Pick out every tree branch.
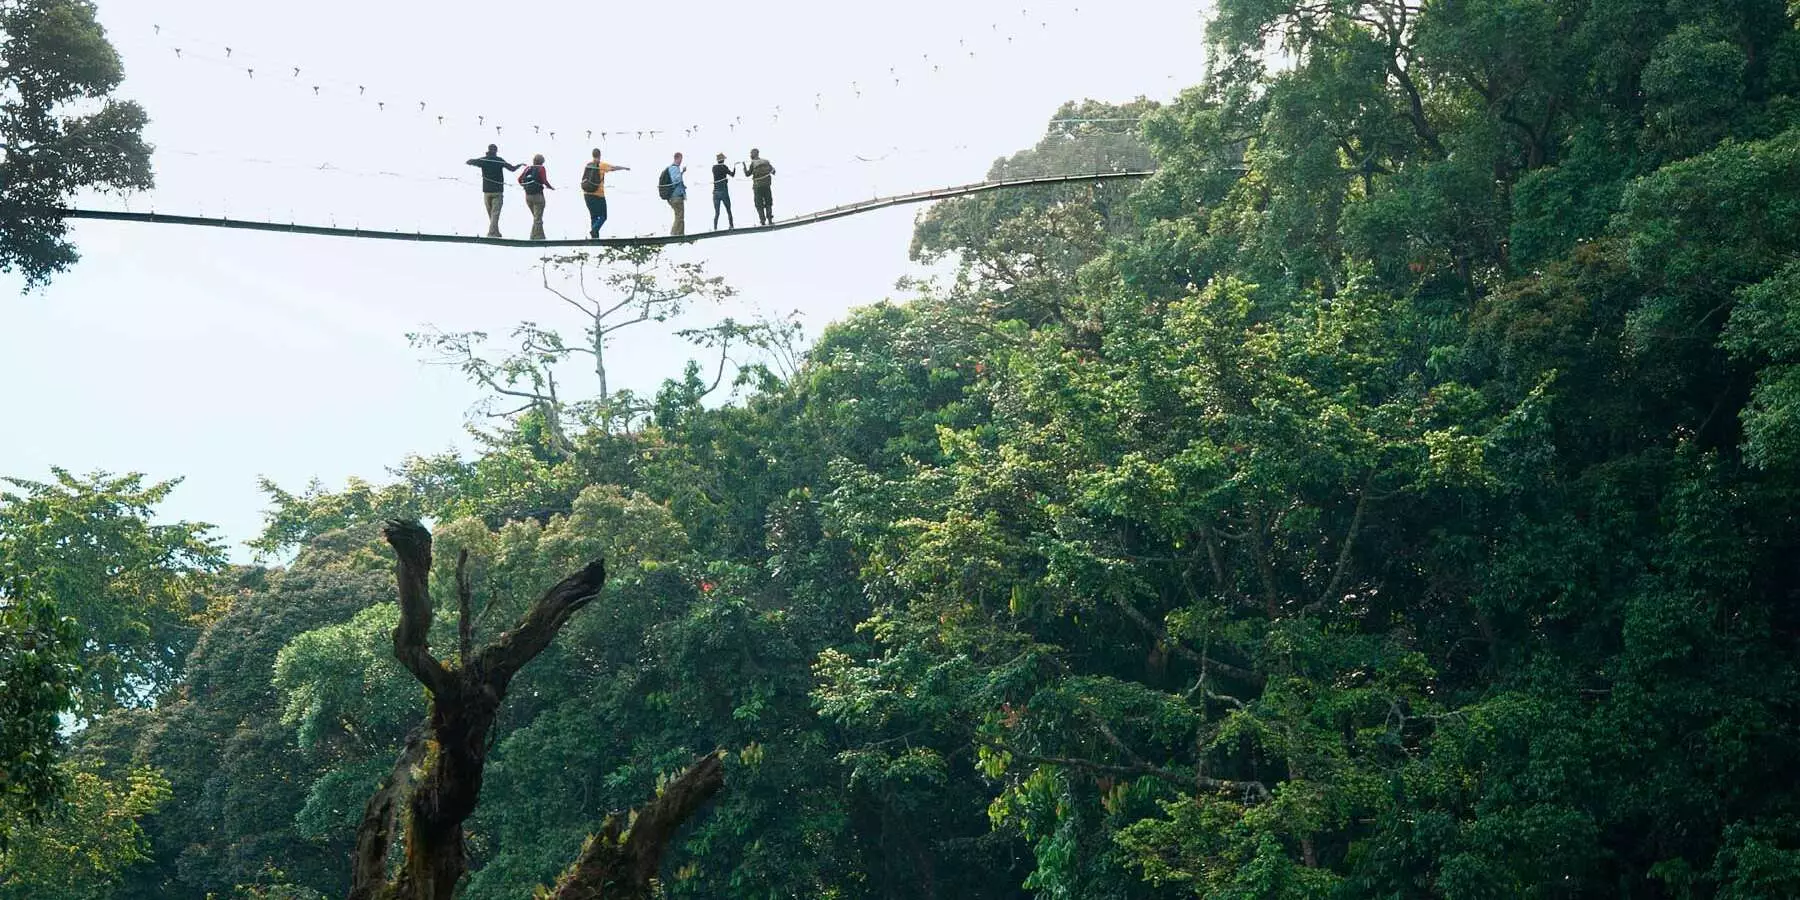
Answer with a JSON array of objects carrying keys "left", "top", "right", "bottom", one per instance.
[
  {"left": 1248, "top": 508, "right": 1282, "bottom": 619},
  {"left": 599, "top": 311, "right": 653, "bottom": 336},
  {"left": 546, "top": 751, "right": 727, "bottom": 900},
  {"left": 704, "top": 335, "right": 734, "bottom": 397},
  {"left": 1199, "top": 526, "right": 1227, "bottom": 587},
  {"left": 542, "top": 265, "right": 598, "bottom": 319},
  {"left": 1110, "top": 593, "right": 1264, "bottom": 685},
  {"left": 974, "top": 737, "right": 1270, "bottom": 802},
  {"left": 382, "top": 520, "right": 452, "bottom": 695},
  {"left": 456, "top": 548, "right": 473, "bottom": 663},
  {"left": 596, "top": 274, "right": 647, "bottom": 322},
  {"left": 482, "top": 382, "right": 555, "bottom": 405},
  {"left": 473, "top": 557, "right": 608, "bottom": 692},
  {"left": 1388, "top": 58, "right": 1445, "bottom": 156},
  {"left": 1311, "top": 477, "right": 1371, "bottom": 613}
]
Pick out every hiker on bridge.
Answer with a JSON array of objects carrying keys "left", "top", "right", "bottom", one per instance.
[
  {"left": 518, "top": 153, "right": 553, "bottom": 241},
  {"left": 711, "top": 153, "right": 737, "bottom": 230},
  {"left": 580, "top": 148, "right": 628, "bottom": 239},
  {"left": 659, "top": 152, "right": 688, "bottom": 237},
  {"left": 746, "top": 148, "right": 776, "bottom": 226},
  {"left": 466, "top": 144, "right": 520, "bottom": 238}
]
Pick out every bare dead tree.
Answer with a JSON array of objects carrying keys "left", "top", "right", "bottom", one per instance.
[
  {"left": 675, "top": 311, "right": 807, "bottom": 393},
  {"left": 543, "top": 750, "right": 728, "bottom": 900},
  {"left": 408, "top": 323, "right": 578, "bottom": 455},
  {"left": 410, "top": 248, "right": 766, "bottom": 446},
  {"left": 348, "top": 521, "right": 722, "bottom": 900},
  {"left": 538, "top": 246, "right": 735, "bottom": 429}
]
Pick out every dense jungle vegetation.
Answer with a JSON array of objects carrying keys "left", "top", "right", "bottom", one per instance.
[{"left": 7, "top": 0, "right": 1800, "bottom": 896}]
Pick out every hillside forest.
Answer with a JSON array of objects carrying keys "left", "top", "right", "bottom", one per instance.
[{"left": 6, "top": 0, "right": 1800, "bottom": 896}]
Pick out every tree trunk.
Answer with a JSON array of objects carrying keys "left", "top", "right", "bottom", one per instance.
[
  {"left": 393, "top": 687, "right": 499, "bottom": 899},
  {"left": 594, "top": 309, "right": 609, "bottom": 403},
  {"left": 350, "top": 520, "right": 610, "bottom": 900}
]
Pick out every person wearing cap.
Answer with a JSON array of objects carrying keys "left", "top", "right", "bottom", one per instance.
[
  {"left": 711, "top": 153, "right": 738, "bottom": 230},
  {"left": 746, "top": 148, "right": 776, "bottom": 226}
]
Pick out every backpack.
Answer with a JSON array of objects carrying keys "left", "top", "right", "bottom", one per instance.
[
  {"left": 519, "top": 166, "right": 540, "bottom": 189},
  {"left": 580, "top": 162, "right": 601, "bottom": 193},
  {"left": 657, "top": 166, "right": 675, "bottom": 200}
]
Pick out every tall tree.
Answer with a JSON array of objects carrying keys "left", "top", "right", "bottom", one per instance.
[
  {"left": 0, "top": 0, "right": 153, "bottom": 287},
  {"left": 409, "top": 247, "right": 738, "bottom": 445},
  {"left": 0, "top": 470, "right": 225, "bottom": 719}
]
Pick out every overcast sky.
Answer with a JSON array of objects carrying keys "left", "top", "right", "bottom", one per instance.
[{"left": 0, "top": 0, "right": 1209, "bottom": 556}]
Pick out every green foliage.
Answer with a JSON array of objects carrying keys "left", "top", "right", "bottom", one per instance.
[
  {"left": 0, "top": 578, "right": 77, "bottom": 839},
  {"left": 28, "top": 0, "right": 1800, "bottom": 891},
  {"left": 912, "top": 99, "right": 1159, "bottom": 326},
  {"left": 0, "top": 0, "right": 154, "bottom": 287},
  {"left": 0, "top": 469, "right": 226, "bottom": 719},
  {"left": 75, "top": 565, "right": 390, "bottom": 899},
  {"left": 0, "top": 762, "right": 170, "bottom": 899},
  {"left": 273, "top": 603, "right": 414, "bottom": 765}
]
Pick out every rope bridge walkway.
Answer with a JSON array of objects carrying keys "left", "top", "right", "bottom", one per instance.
[{"left": 58, "top": 171, "right": 1154, "bottom": 249}]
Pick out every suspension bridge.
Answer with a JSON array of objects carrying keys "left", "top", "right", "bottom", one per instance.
[{"left": 57, "top": 170, "right": 1155, "bottom": 248}]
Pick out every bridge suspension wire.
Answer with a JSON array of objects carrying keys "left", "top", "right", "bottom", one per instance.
[
  {"left": 58, "top": 170, "right": 1154, "bottom": 249},
  {"left": 132, "top": 3, "right": 1098, "bottom": 145}
]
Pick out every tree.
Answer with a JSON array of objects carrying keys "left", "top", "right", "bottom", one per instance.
[
  {"left": 43, "top": 6, "right": 1800, "bottom": 888},
  {"left": 0, "top": 0, "right": 153, "bottom": 287},
  {"left": 0, "top": 577, "right": 77, "bottom": 841},
  {"left": 410, "top": 247, "right": 738, "bottom": 445},
  {"left": 0, "top": 469, "right": 226, "bottom": 719},
  {"left": 814, "top": 3, "right": 1800, "bottom": 890},
  {"left": 348, "top": 520, "right": 723, "bottom": 900},
  {"left": 912, "top": 99, "right": 1159, "bottom": 327},
  {"left": 0, "top": 469, "right": 217, "bottom": 857},
  {"left": 535, "top": 247, "right": 735, "bottom": 414}
]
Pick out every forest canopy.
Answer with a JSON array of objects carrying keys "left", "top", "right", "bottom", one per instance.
[{"left": 6, "top": 0, "right": 1800, "bottom": 896}]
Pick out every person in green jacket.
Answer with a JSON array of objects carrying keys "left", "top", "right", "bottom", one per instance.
[{"left": 745, "top": 148, "right": 776, "bottom": 225}]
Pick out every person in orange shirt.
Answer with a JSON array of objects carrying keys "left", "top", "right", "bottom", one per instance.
[{"left": 580, "top": 148, "right": 630, "bottom": 239}]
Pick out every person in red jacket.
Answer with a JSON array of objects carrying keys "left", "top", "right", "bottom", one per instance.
[{"left": 518, "top": 153, "right": 554, "bottom": 240}]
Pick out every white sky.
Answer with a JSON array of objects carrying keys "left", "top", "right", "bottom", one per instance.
[{"left": 0, "top": 0, "right": 1209, "bottom": 557}]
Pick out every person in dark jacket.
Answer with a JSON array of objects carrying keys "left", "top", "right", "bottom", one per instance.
[
  {"left": 711, "top": 153, "right": 737, "bottom": 230},
  {"left": 466, "top": 144, "right": 519, "bottom": 237},
  {"left": 517, "top": 153, "right": 554, "bottom": 241}
]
